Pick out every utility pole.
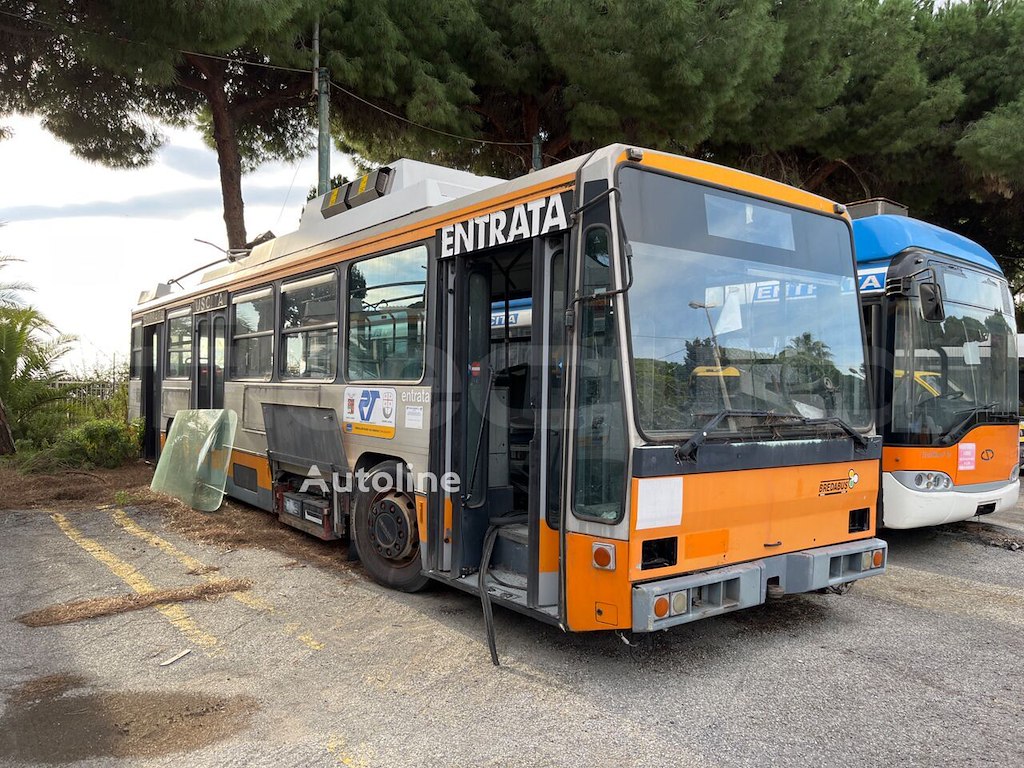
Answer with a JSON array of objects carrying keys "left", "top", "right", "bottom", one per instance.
[
  {"left": 532, "top": 133, "right": 542, "bottom": 172},
  {"left": 313, "top": 19, "right": 330, "bottom": 196}
]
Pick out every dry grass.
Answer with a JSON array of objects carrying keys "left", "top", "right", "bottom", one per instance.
[
  {"left": 0, "top": 460, "right": 355, "bottom": 574},
  {"left": 944, "top": 521, "right": 1024, "bottom": 551},
  {"left": 7, "top": 673, "right": 88, "bottom": 705},
  {"left": 0, "top": 461, "right": 155, "bottom": 510},
  {"left": 17, "top": 578, "right": 253, "bottom": 628},
  {"left": 161, "top": 496, "right": 355, "bottom": 575}
]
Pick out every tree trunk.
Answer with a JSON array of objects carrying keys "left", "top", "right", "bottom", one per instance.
[
  {"left": 0, "top": 397, "right": 16, "bottom": 455},
  {"left": 186, "top": 55, "right": 247, "bottom": 250},
  {"left": 803, "top": 159, "right": 843, "bottom": 194}
]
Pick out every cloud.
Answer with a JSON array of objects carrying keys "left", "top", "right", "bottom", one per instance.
[
  {"left": 159, "top": 144, "right": 219, "bottom": 178},
  {"left": 0, "top": 184, "right": 301, "bottom": 222}
]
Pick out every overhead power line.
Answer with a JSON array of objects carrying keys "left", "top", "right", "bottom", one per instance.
[{"left": 328, "top": 81, "right": 532, "bottom": 148}]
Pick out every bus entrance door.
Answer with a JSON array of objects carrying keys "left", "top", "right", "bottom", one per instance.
[
  {"left": 141, "top": 322, "right": 162, "bottom": 461},
  {"left": 444, "top": 235, "right": 565, "bottom": 614},
  {"left": 194, "top": 311, "right": 227, "bottom": 409}
]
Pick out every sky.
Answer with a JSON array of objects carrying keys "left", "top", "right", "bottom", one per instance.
[{"left": 0, "top": 114, "right": 356, "bottom": 373}]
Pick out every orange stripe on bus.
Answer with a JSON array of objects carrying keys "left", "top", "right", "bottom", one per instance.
[
  {"left": 538, "top": 518, "right": 560, "bottom": 574},
  {"left": 882, "top": 424, "right": 1018, "bottom": 485},
  {"left": 621, "top": 150, "right": 840, "bottom": 216},
  {"left": 627, "top": 460, "right": 879, "bottom": 582},
  {"left": 134, "top": 175, "right": 576, "bottom": 315},
  {"left": 228, "top": 449, "right": 273, "bottom": 489},
  {"left": 564, "top": 532, "right": 631, "bottom": 632},
  {"left": 416, "top": 495, "right": 428, "bottom": 543}
]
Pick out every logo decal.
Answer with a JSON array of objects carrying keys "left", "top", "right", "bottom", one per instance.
[
  {"left": 358, "top": 390, "right": 380, "bottom": 421},
  {"left": 343, "top": 387, "right": 397, "bottom": 439},
  {"left": 981, "top": 449, "right": 995, "bottom": 461},
  {"left": 819, "top": 469, "right": 860, "bottom": 496}
]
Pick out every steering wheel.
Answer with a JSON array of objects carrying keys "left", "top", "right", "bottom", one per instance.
[{"left": 779, "top": 355, "right": 829, "bottom": 402}]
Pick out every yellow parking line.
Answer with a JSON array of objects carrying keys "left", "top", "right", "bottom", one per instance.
[
  {"left": 283, "top": 622, "right": 326, "bottom": 652},
  {"left": 51, "top": 513, "right": 218, "bottom": 649},
  {"left": 325, "top": 735, "right": 368, "bottom": 767},
  {"left": 109, "top": 508, "right": 324, "bottom": 651},
  {"left": 111, "top": 509, "right": 208, "bottom": 572},
  {"left": 110, "top": 508, "right": 274, "bottom": 613}
]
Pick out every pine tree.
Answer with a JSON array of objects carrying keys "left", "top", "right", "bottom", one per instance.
[{"left": 0, "top": 0, "right": 319, "bottom": 249}]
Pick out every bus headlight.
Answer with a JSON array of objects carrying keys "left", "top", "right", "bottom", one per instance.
[
  {"left": 1010, "top": 464, "right": 1020, "bottom": 483},
  {"left": 892, "top": 470, "right": 953, "bottom": 492}
]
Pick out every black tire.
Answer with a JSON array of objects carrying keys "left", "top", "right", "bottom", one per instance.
[{"left": 352, "top": 460, "right": 429, "bottom": 593}]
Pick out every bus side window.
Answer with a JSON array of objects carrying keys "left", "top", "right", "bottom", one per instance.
[
  {"left": 166, "top": 311, "right": 193, "bottom": 379},
  {"left": 130, "top": 323, "right": 143, "bottom": 379},
  {"left": 230, "top": 288, "right": 275, "bottom": 380},
  {"left": 346, "top": 246, "right": 428, "bottom": 382},
  {"left": 573, "top": 226, "right": 627, "bottom": 523},
  {"left": 281, "top": 272, "right": 339, "bottom": 380}
]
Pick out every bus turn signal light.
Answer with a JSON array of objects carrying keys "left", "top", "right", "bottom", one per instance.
[
  {"left": 592, "top": 543, "right": 615, "bottom": 570},
  {"left": 653, "top": 595, "right": 670, "bottom": 619},
  {"left": 872, "top": 549, "right": 884, "bottom": 569}
]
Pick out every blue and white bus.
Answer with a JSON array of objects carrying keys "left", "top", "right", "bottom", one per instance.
[{"left": 852, "top": 202, "right": 1019, "bottom": 528}]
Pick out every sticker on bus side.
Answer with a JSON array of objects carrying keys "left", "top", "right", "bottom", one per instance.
[
  {"left": 958, "top": 442, "right": 976, "bottom": 471},
  {"left": 343, "top": 387, "right": 397, "bottom": 439}
]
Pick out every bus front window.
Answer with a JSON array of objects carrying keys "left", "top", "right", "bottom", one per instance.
[
  {"left": 891, "top": 269, "right": 1017, "bottom": 444},
  {"left": 617, "top": 167, "right": 871, "bottom": 440}
]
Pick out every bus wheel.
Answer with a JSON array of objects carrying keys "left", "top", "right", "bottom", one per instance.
[{"left": 352, "top": 461, "right": 429, "bottom": 593}]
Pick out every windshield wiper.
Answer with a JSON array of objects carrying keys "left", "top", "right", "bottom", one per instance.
[
  {"left": 674, "top": 410, "right": 771, "bottom": 462},
  {"left": 938, "top": 402, "right": 1003, "bottom": 446},
  {"left": 770, "top": 415, "right": 868, "bottom": 450},
  {"left": 802, "top": 417, "right": 868, "bottom": 448}
]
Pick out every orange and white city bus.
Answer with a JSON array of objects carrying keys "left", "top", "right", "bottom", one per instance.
[
  {"left": 130, "top": 146, "right": 887, "bottom": 661},
  {"left": 852, "top": 202, "right": 1019, "bottom": 529}
]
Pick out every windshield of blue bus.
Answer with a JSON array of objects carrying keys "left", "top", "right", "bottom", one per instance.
[
  {"left": 618, "top": 167, "right": 871, "bottom": 438},
  {"left": 891, "top": 264, "right": 1017, "bottom": 443}
]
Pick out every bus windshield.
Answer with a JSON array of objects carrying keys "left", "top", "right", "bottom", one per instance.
[
  {"left": 891, "top": 266, "right": 1017, "bottom": 443},
  {"left": 618, "top": 168, "right": 871, "bottom": 439}
]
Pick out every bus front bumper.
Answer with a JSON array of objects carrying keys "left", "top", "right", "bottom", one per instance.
[
  {"left": 881, "top": 474, "right": 1019, "bottom": 529},
  {"left": 631, "top": 537, "right": 887, "bottom": 632}
]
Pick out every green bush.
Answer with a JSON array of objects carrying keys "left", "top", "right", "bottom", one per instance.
[
  {"left": 16, "top": 409, "right": 73, "bottom": 450},
  {"left": 53, "top": 419, "right": 142, "bottom": 469},
  {"left": 23, "top": 418, "right": 143, "bottom": 471}
]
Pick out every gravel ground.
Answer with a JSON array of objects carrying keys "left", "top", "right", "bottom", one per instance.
[{"left": 1, "top": 499, "right": 1022, "bottom": 767}]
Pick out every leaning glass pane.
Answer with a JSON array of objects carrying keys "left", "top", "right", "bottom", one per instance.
[{"left": 150, "top": 409, "right": 238, "bottom": 511}]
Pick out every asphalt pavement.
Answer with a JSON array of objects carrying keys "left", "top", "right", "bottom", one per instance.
[{"left": 1, "top": 500, "right": 1022, "bottom": 767}]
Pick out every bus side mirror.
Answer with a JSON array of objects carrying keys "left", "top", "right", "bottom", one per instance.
[
  {"left": 919, "top": 282, "right": 945, "bottom": 323},
  {"left": 581, "top": 226, "right": 612, "bottom": 298}
]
